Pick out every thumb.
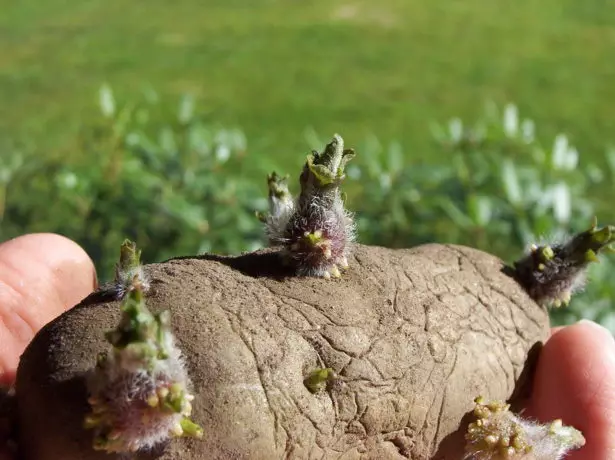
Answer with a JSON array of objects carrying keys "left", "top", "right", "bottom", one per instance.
[
  {"left": 0, "top": 233, "right": 97, "bottom": 385},
  {"left": 525, "top": 320, "right": 615, "bottom": 459}
]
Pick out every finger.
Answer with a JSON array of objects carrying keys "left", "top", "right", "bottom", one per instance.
[
  {"left": 526, "top": 320, "right": 615, "bottom": 459},
  {"left": 0, "top": 233, "right": 97, "bottom": 385}
]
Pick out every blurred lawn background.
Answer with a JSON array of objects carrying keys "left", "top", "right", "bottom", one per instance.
[
  {"left": 2, "top": 0, "right": 614, "bottom": 165},
  {"left": 2, "top": 0, "right": 615, "bottom": 329}
]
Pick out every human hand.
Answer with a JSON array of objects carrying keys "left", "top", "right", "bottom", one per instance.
[
  {"left": 0, "top": 233, "right": 96, "bottom": 459},
  {"left": 0, "top": 234, "right": 613, "bottom": 460},
  {"left": 524, "top": 321, "right": 615, "bottom": 459}
]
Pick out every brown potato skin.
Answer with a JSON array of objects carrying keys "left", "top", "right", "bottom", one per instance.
[{"left": 15, "top": 243, "right": 550, "bottom": 460}]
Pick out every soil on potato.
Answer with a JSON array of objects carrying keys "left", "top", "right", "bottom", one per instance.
[{"left": 15, "top": 243, "right": 550, "bottom": 460}]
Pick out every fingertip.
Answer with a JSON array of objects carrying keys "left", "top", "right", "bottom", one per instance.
[
  {"left": 0, "top": 233, "right": 97, "bottom": 382},
  {"left": 528, "top": 320, "right": 615, "bottom": 458},
  {"left": 0, "top": 233, "right": 97, "bottom": 312}
]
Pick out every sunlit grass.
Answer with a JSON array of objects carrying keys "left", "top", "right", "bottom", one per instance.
[{"left": 1, "top": 0, "right": 614, "bottom": 173}]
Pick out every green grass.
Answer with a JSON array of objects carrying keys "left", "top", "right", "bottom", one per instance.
[{"left": 1, "top": 0, "right": 615, "bottom": 173}]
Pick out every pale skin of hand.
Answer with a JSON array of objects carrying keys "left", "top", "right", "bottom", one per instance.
[{"left": 0, "top": 234, "right": 613, "bottom": 460}]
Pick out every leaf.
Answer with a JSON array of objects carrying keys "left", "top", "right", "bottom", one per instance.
[
  {"left": 215, "top": 144, "right": 231, "bottom": 164},
  {"left": 178, "top": 94, "right": 195, "bottom": 125},
  {"left": 503, "top": 103, "right": 518, "bottom": 137},
  {"left": 307, "top": 155, "right": 335, "bottom": 185},
  {"left": 113, "top": 103, "right": 135, "bottom": 137},
  {"left": 0, "top": 152, "right": 24, "bottom": 184},
  {"left": 379, "top": 173, "right": 392, "bottom": 191},
  {"left": 231, "top": 128, "right": 247, "bottom": 152},
  {"left": 551, "top": 182, "right": 571, "bottom": 224},
  {"left": 448, "top": 118, "right": 463, "bottom": 143},
  {"left": 189, "top": 124, "right": 213, "bottom": 158},
  {"left": 501, "top": 160, "right": 522, "bottom": 206},
  {"left": 55, "top": 171, "right": 78, "bottom": 190},
  {"left": 159, "top": 127, "right": 177, "bottom": 157},
  {"left": 438, "top": 199, "right": 473, "bottom": 228},
  {"left": 551, "top": 134, "right": 569, "bottom": 170},
  {"left": 467, "top": 195, "right": 492, "bottom": 227},
  {"left": 337, "top": 149, "right": 356, "bottom": 177},
  {"left": 521, "top": 119, "right": 535, "bottom": 143},
  {"left": 565, "top": 147, "right": 579, "bottom": 170},
  {"left": 99, "top": 84, "right": 116, "bottom": 118}
]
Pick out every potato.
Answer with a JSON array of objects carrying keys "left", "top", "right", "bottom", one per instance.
[
  {"left": 16, "top": 242, "right": 549, "bottom": 460},
  {"left": 15, "top": 134, "right": 598, "bottom": 459}
]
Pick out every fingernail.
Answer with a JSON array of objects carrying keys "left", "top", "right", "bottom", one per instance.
[{"left": 577, "top": 319, "right": 614, "bottom": 339}]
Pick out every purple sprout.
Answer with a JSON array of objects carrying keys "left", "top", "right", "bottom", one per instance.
[
  {"left": 264, "top": 134, "right": 356, "bottom": 278},
  {"left": 84, "top": 269, "right": 201, "bottom": 453},
  {"left": 513, "top": 218, "right": 615, "bottom": 307}
]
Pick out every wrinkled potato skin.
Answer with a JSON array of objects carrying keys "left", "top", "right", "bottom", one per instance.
[{"left": 16, "top": 244, "right": 549, "bottom": 460}]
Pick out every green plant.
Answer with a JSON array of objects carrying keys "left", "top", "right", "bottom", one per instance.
[
  {"left": 512, "top": 218, "right": 615, "bottom": 308},
  {"left": 4, "top": 92, "right": 615, "bottom": 331},
  {"left": 262, "top": 134, "right": 356, "bottom": 278},
  {"left": 1, "top": 85, "right": 268, "bottom": 276},
  {"left": 464, "top": 396, "right": 585, "bottom": 460},
  {"left": 85, "top": 241, "right": 202, "bottom": 453},
  {"left": 340, "top": 103, "right": 615, "bottom": 330}
]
